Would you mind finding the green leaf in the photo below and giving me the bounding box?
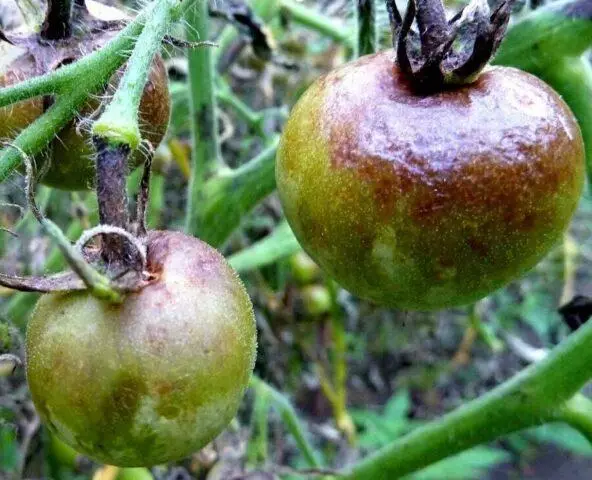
[528,423,592,456]
[351,390,413,450]
[407,446,509,480]
[0,424,19,473]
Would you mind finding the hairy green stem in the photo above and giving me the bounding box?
[341,315,592,479]
[93,0,176,149]
[355,0,377,57]
[558,394,592,445]
[0,85,90,183]
[280,0,352,45]
[250,375,323,468]
[198,137,279,247]
[0,8,148,109]
[184,0,221,237]
[4,220,85,328]
[229,220,300,273]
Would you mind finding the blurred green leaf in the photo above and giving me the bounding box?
[407,446,509,480]
[351,390,413,450]
[0,424,19,474]
[528,423,592,456]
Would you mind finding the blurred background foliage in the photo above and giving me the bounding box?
[1,0,592,478]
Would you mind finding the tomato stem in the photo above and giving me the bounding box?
[41,0,75,40]
[355,0,378,57]
[92,0,177,150]
[414,0,448,56]
[184,0,222,238]
[390,0,510,91]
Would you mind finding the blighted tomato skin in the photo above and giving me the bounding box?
[276,51,585,310]
[26,231,256,466]
[0,47,170,190]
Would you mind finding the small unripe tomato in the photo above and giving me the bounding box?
[289,251,321,285]
[0,6,170,190]
[276,51,585,310]
[299,285,332,317]
[26,231,257,466]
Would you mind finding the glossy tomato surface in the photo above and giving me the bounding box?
[26,231,256,466]
[276,51,585,310]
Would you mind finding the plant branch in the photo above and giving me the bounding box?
[355,0,377,57]
[197,137,279,247]
[93,138,132,266]
[184,0,222,237]
[93,0,177,149]
[558,394,592,444]
[228,220,300,273]
[0,6,149,109]
[41,0,74,40]
[280,0,352,46]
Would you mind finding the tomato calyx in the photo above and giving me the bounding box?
[387,0,511,92]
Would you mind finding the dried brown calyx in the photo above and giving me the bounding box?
[386,0,512,92]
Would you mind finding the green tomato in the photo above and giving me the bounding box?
[26,231,257,466]
[276,50,585,310]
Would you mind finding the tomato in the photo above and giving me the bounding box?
[276,51,585,310]
[26,231,257,466]
[0,14,170,190]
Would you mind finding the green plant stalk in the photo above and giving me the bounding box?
[280,0,352,46]
[468,303,503,353]
[355,0,377,57]
[184,0,221,237]
[228,220,300,273]
[217,82,264,135]
[533,58,592,182]
[0,85,91,183]
[250,375,323,468]
[0,0,197,181]
[340,313,592,479]
[247,382,271,465]
[213,0,280,65]
[558,394,592,444]
[4,220,84,328]
[327,280,356,445]
[147,174,164,229]
[197,137,279,247]
[93,0,177,149]
[0,10,152,182]
[0,7,149,109]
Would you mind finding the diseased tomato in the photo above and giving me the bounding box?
[0,8,170,190]
[26,231,257,466]
[276,50,585,310]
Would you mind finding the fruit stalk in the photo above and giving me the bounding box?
[41,0,75,40]
[93,138,132,265]
[92,0,176,150]
[414,0,449,55]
